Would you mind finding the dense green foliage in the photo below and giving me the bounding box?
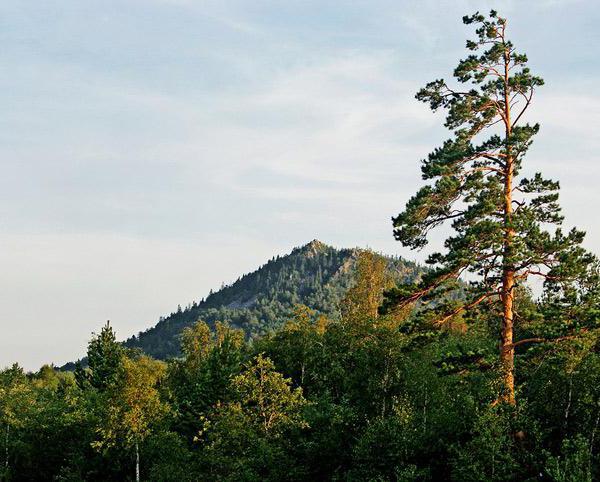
[2,249,600,481]
[120,240,421,360]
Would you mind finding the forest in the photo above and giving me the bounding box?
[2,10,600,482]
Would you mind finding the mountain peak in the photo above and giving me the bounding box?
[115,241,422,361]
[295,239,329,257]
[305,239,327,249]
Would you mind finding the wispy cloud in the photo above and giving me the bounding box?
[1,0,598,369]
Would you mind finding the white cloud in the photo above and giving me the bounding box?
[1,0,599,369]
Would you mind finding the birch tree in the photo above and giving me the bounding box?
[94,356,169,482]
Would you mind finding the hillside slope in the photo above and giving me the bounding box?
[121,240,422,359]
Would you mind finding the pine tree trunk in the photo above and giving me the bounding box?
[501,173,516,405]
[135,441,140,482]
[500,46,516,405]
[501,265,515,404]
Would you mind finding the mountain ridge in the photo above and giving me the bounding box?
[65,240,423,367]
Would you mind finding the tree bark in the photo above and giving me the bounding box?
[500,222,516,404]
[563,376,573,432]
[500,43,516,405]
[135,441,140,482]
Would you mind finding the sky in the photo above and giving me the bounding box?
[1,0,599,370]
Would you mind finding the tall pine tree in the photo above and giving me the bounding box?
[388,10,594,404]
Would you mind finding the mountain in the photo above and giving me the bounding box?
[119,240,422,360]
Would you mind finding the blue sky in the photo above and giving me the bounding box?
[1,0,599,369]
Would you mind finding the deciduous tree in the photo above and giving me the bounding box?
[94,355,169,482]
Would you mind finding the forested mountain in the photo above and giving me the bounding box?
[123,240,422,360]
